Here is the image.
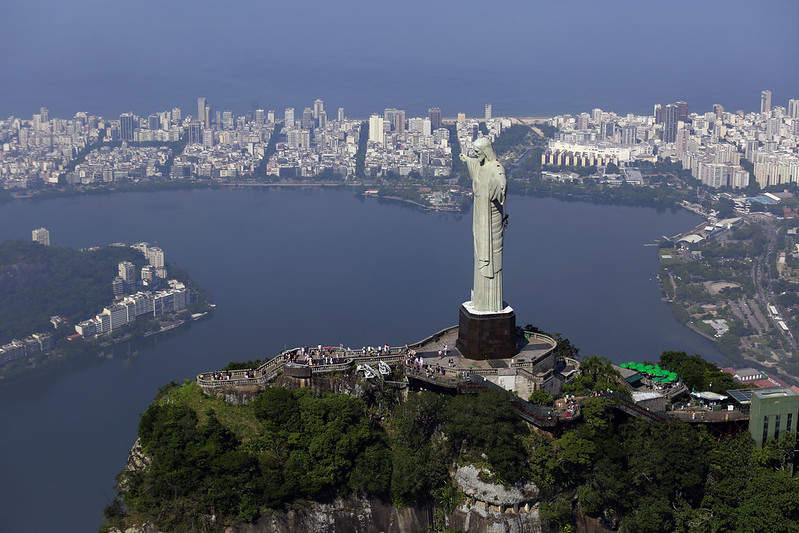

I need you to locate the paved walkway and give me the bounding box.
[408,327,556,373]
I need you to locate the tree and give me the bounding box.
[529,389,553,406]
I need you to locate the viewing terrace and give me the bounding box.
[196,326,577,428]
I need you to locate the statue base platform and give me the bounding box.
[456,302,517,360]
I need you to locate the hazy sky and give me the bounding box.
[2,0,798,118]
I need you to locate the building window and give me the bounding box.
[763,415,769,444]
[775,414,781,441]
[788,413,793,432]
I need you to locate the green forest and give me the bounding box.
[106,355,799,533]
[0,240,145,344]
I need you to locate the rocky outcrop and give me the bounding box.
[108,523,160,533]
[226,496,427,533]
[455,465,540,509]
[449,502,545,533]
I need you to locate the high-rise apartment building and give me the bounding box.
[653,104,663,123]
[197,97,206,124]
[120,113,135,141]
[662,104,678,143]
[284,108,295,128]
[761,90,772,114]
[337,107,345,122]
[255,109,265,124]
[146,246,165,268]
[32,227,50,246]
[369,115,384,144]
[118,261,136,282]
[788,99,799,119]
[675,101,689,122]
[384,108,398,129]
[188,122,202,144]
[301,107,314,130]
[428,107,442,130]
[621,125,637,145]
[267,110,275,123]
[313,99,324,120]
[485,104,492,120]
[712,104,724,120]
[422,117,431,136]
[395,110,406,134]
[222,110,234,130]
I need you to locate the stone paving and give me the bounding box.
[409,326,555,372]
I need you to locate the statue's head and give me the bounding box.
[472,137,496,162]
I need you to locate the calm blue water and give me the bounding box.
[0,189,723,531]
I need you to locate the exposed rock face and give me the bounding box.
[455,465,540,508]
[107,522,160,533]
[217,384,263,405]
[449,503,545,533]
[225,496,427,533]
[274,373,365,396]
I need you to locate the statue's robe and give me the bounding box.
[467,157,506,312]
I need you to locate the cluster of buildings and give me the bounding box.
[267,101,360,178]
[545,91,799,190]
[0,332,55,366]
[544,108,658,169]
[172,101,277,179]
[0,99,509,190]
[74,279,190,338]
[75,243,189,338]
[67,144,172,185]
[362,106,462,178]
[0,107,100,188]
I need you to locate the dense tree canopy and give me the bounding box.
[108,349,799,533]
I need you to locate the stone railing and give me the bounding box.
[516,367,544,385]
[197,345,408,389]
[521,331,557,350]
[406,325,459,349]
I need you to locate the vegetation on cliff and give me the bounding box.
[535,398,799,533]
[106,350,799,533]
[105,380,531,532]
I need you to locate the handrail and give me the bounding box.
[405,325,459,349]
[197,349,408,387]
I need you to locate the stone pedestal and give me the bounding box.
[456,303,517,360]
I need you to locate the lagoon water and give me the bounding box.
[0,188,724,531]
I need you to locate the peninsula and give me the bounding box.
[0,238,213,382]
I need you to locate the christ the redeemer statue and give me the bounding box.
[460,136,507,313]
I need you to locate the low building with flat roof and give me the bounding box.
[748,387,799,448]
